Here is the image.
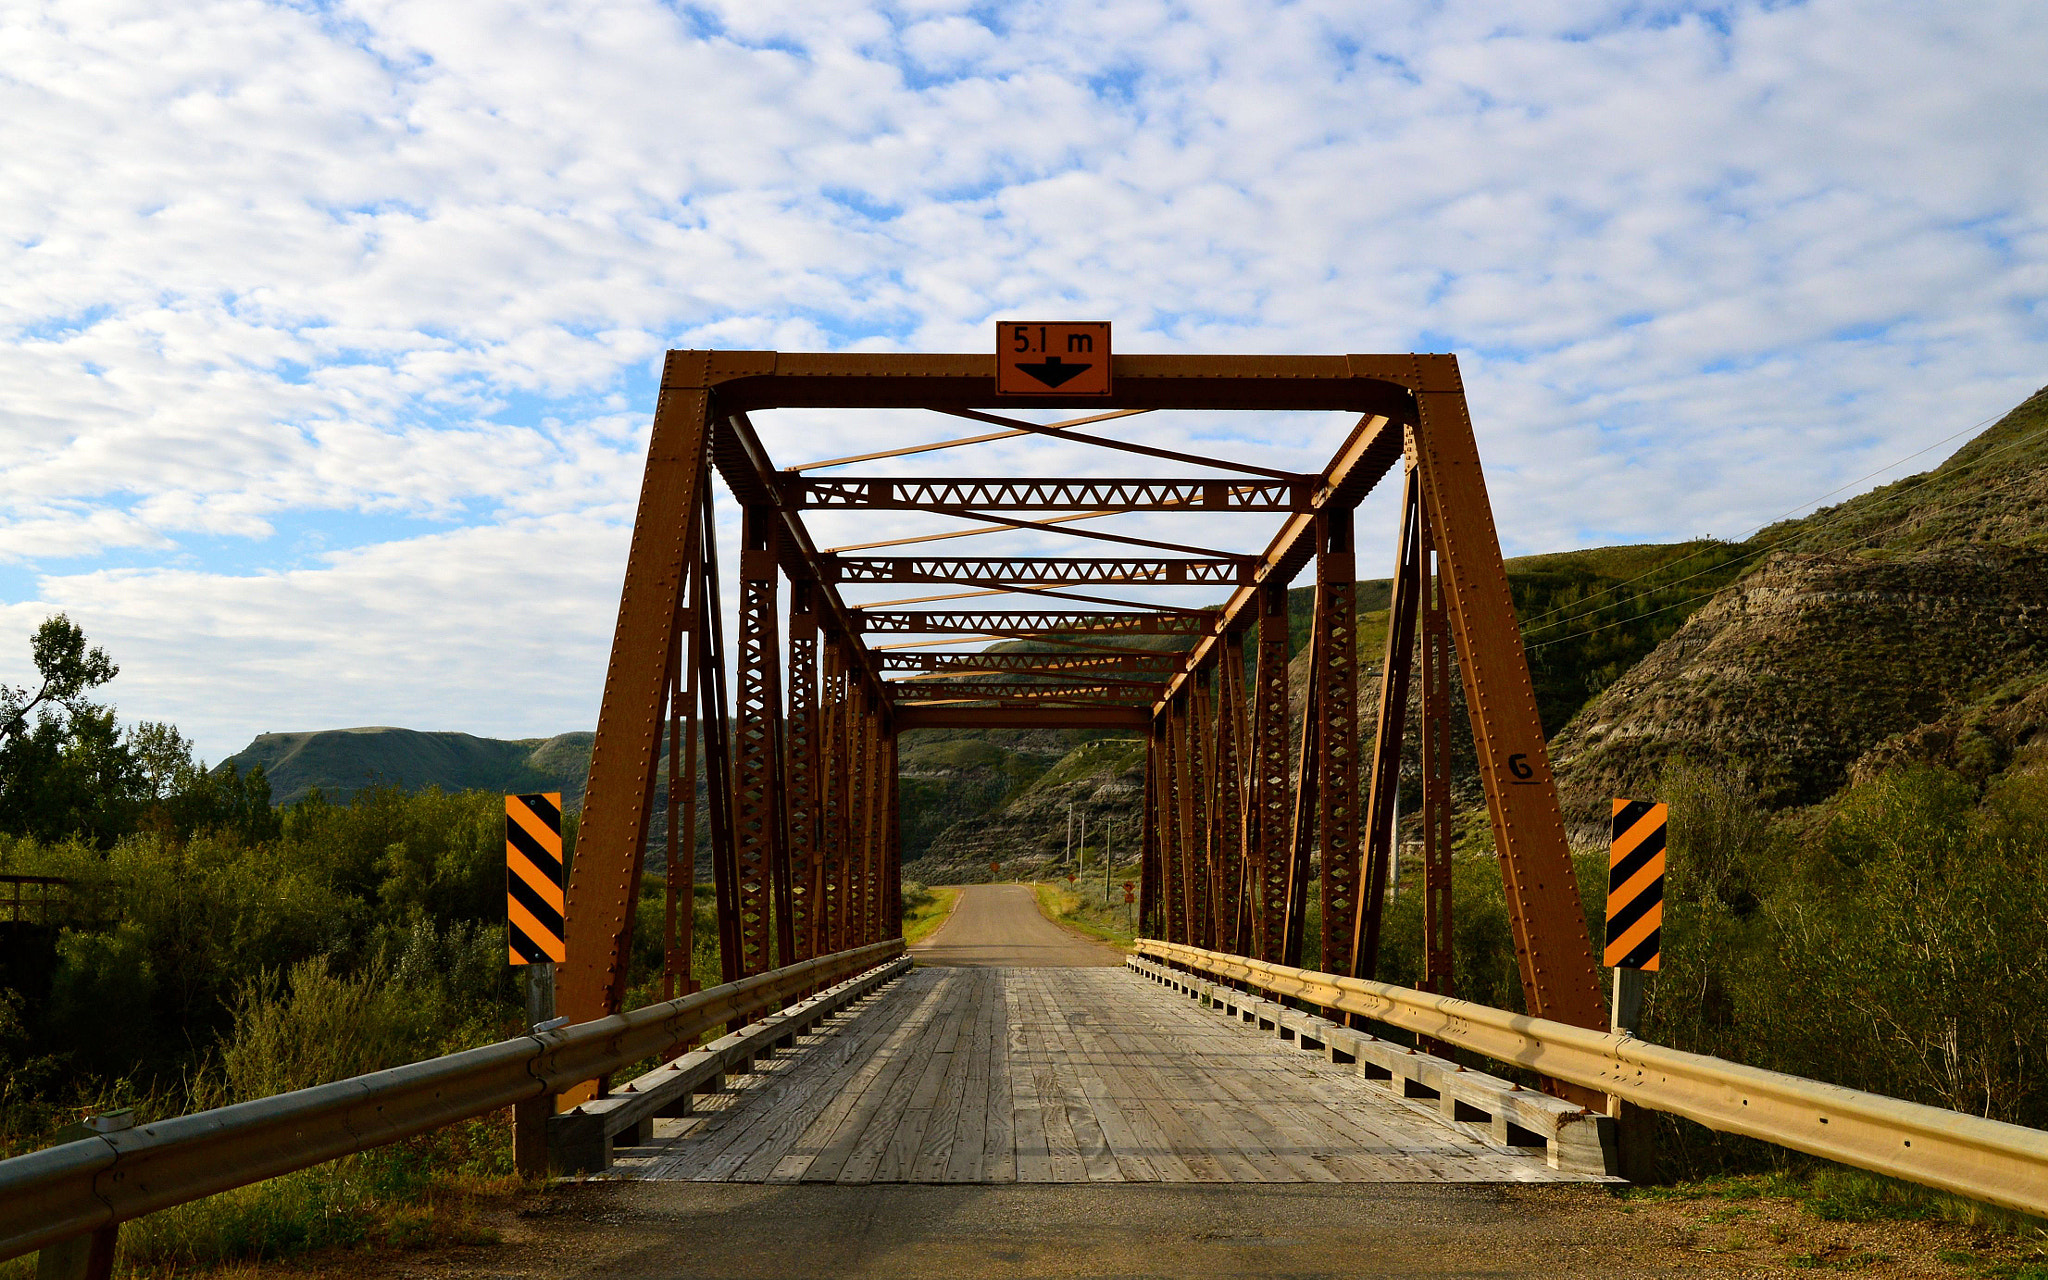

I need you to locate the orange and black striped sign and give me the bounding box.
[1605,798,1665,971]
[507,792,565,965]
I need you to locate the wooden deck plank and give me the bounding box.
[624,963,1607,1187]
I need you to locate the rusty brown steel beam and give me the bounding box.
[559,353,717,1052]
[1182,673,1212,949]
[1406,357,1605,1037]
[1352,468,1421,982]
[856,584,1222,615]
[1314,509,1362,979]
[787,408,1154,472]
[893,705,1151,730]
[825,556,1254,587]
[1418,487,1454,1001]
[885,681,1156,704]
[926,406,1305,480]
[895,668,1169,690]
[789,478,1310,511]
[1400,360,1605,1048]
[704,352,1421,417]
[843,504,1246,561]
[730,506,789,979]
[697,497,741,987]
[1211,633,1248,956]
[1152,409,1407,709]
[786,583,822,963]
[855,611,1215,636]
[1159,704,1186,944]
[877,650,1181,675]
[1138,733,1162,935]
[712,412,895,714]
[1281,609,1319,970]
[1251,581,1291,963]
[819,641,847,955]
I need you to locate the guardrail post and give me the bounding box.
[1608,968,1655,1182]
[35,1111,130,1279]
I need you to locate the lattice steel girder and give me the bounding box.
[1314,510,1362,979]
[877,650,1182,675]
[786,588,822,963]
[893,705,1151,730]
[1408,375,1607,1042]
[730,507,790,979]
[1251,582,1291,963]
[855,611,1217,636]
[787,477,1312,511]
[1352,468,1421,981]
[886,680,1156,704]
[826,556,1255,586]
[559,353,716,1047]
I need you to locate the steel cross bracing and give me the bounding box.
[557,348,1612,1112]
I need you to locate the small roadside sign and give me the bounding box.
[996,321,1111,396]
[1605,799,1665,971]
[507,792,566,964]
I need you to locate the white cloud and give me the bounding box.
[1,0,2045,757]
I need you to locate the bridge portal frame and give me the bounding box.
[558,349,1607,1109]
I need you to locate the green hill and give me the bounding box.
[223,727,595,807]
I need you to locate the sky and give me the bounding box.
[3,0,2045,763]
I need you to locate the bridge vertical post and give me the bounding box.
[1252,582,1291,962]
[883,725,902,937]
[786,583,821,963]
[841,686,862,945]
[860,697,883,943]
[1281,609,1319,970]
[1182,675,1213,950]
[1155,712,1184,942]
[1417,484,1455,1000]
[694,493,741,990]
[731,505,790,977]
[1314,508,1362,979]
[820,640,847,952]
[1138,726,1161,936]
[1408,355,1607,1057]
[1353,467,1420,983]
[662,574,690,1002]
[558,352,717,1076]
[1211,633,1248,955]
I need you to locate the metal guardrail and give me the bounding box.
[1137,939,2048,1218]
[0,938,905,1263]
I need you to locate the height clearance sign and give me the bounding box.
[996,321,1111,396]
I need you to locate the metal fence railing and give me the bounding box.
[0,938,905,1264]
[1136,938,2048,1219]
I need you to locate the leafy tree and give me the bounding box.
[0,615,118,743]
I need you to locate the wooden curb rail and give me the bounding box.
[1136,939,2048,1217]
[1127,956,1618,1176]
[0,939,905,1263]
[549,953,914,1173]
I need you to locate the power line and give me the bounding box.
[1521,405,2048,643]
[1516,406,2019,637]
[1525,427,2048,653]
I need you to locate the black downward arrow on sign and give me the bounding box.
[1015,356,1092,388]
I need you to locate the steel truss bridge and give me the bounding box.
[5,349,2046,1275]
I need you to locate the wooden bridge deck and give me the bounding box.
[609,966,1602,1185]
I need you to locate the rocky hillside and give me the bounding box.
[1551,384,2048,822]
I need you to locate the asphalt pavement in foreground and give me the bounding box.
[910,882,1123,967]
[498,1182,1731,1279]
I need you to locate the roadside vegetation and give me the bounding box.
[0,618,900,1276]
[899,882,962,945]
[1029,862,1143,949]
